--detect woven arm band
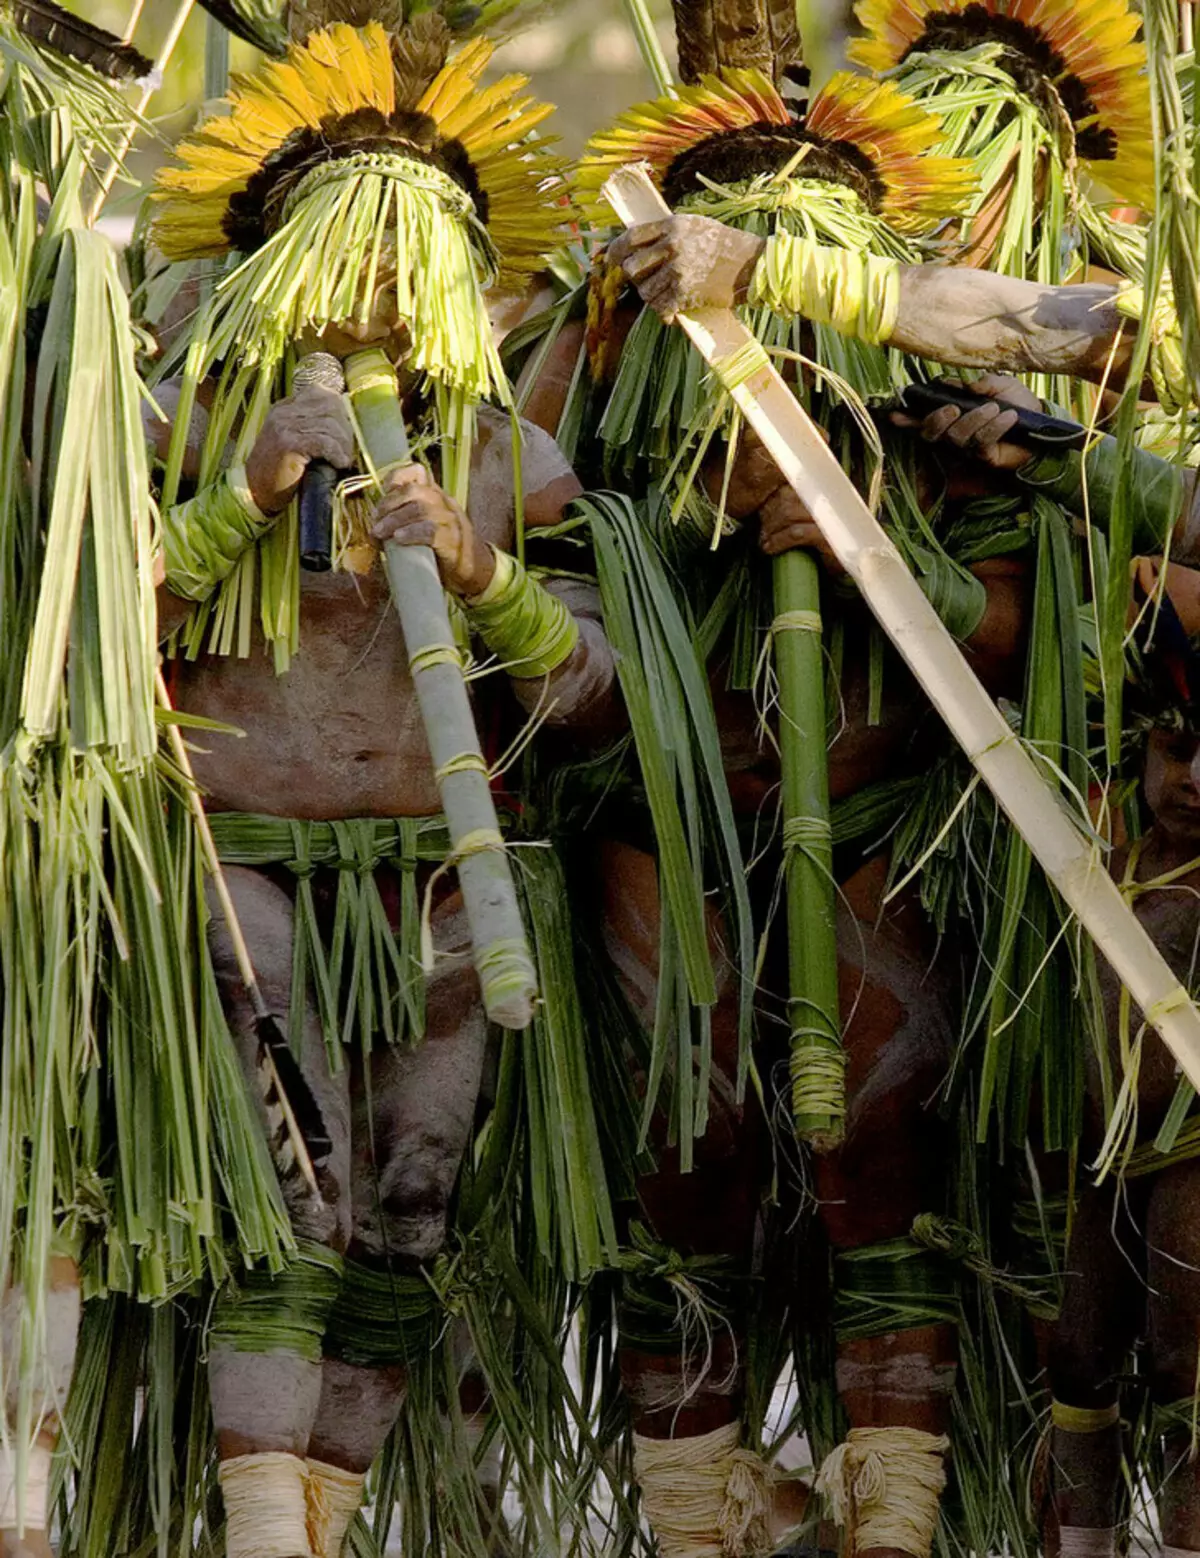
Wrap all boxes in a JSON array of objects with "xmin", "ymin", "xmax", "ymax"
[
  {"xmin": 161, "ymin": 464, "xmax": 274, "ymax": 602},
  {"xmin": 909, "ymin": 546, "xmax": 987, "ymax": 642},
  {"xmin": 1115, "ymin": 283, "xmax": 1188, "ymax": 414},
  {"xmin": 748, "ymin": 231, "xmax": 900, "ymax": 345},
  {"xmin": 465, "ymin": 547, "xmax": 580, "ymax": 677},
  {"xmin": 1016, "ymin": 435, "xmax": 1184, "ymax": 553}
]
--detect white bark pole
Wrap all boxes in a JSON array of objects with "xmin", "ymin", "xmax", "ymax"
[
  {"xmin": 602, "ymin": 164, "xmax": 1200, "ymax": 1091},
  {"xmin": 345, "ymin": 349, "xmax": 537, "ymax": 1029}
]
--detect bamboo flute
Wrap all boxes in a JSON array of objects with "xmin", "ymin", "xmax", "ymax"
[
  {"xmin": 344, "ymin": 347, "xmax": 537, "ymax": 1029},
  {"xmin": 603, "ymin": 164, "xmax": 1200, "ymax": 1094}
]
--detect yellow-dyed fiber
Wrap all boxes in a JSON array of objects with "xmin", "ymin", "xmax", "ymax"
[
  {"xmin": 305, "ymin": 1459, "xmax": 365, "ymax": 1558},
  {"xmin": 816, "ymin": 1428, "xmax": 948, "ymax": 1558},
  {"xmin": 1051, "ymin": 1400, "xmax": 1120, "ymax": 1433},
  {"xmin": 633, "ymin": 1424, "xmax": 775, "ymax": 1558},
  {"xmin": 218, "ymin": 1452, "xmax": 311, "ymax": 1558}
]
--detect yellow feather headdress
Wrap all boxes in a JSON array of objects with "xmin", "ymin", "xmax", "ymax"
[
  {"xmin": 575, "ymin": 68, "xmax": 975, "ymax": 235},
  {"xmin": 154, "ymin": 22, "xmax": 564, "ymax": 286},
  {"xmin": 151, "ymin": 22, "xmax": 568, "ymax": 402},
  {"xmin": 849, "ymin": 0, "xmax": 1152, "ymax": 202}
]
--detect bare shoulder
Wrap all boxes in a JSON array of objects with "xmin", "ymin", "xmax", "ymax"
[{"xmin": 472, "ymin": 406, "xmax": 582, "ymax": 533}]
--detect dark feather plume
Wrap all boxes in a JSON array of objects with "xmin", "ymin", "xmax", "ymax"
[
  {"xmin": 288, "ymin": 0, "xmax": 404, "ymax": 33},
  {"xmin": 6, "ymin": 0, "xmax": 152, "ymax": 79},
  {"xmin": 195, "ymin": 0, "xmax": 288, "ymax": 55}
]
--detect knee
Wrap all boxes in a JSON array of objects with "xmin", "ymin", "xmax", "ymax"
[
  {"xmin": 206, "ymin": 867, "xmax": 296, "ymax": 1002},
  {"xmin": 286, "ymin": 1168, "xmax": 351, "ymax": 1252},
  {"xmin": 366, "ymin": 1136, "xmax": 467, "ymax": 1261}
]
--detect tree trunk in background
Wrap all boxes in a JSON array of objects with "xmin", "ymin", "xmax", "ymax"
[{"xmin": 670, "ymin": 0, "xmax": 802, "ymax": 83}]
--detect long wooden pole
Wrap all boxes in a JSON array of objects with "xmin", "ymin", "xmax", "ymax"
[
  {"xmin": 603, "ymin": 164, "xmax": 1200, "ymax": 1092},
  {"xmin": 344, "ymin": 348, "xmax": 537, "ymax": 1030},
  {"xmin": 89, "ymin": 0, "xmax": 196, "ymax": 224}
]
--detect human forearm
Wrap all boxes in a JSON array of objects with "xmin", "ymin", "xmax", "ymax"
[
  {"xmin": 614, "ymin": 219, "xmax": 1142, "ymax": 393},
  {"xmin": 886, "ymin": 268, "xmax": 1134, "ymax": 386},
  {"xmin": 749, "ymin": 231, "xmax": 1135, "ymax": 385}
]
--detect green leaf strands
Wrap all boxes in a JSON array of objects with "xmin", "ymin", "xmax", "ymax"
[
  {"xmin": 580, "ymin": 491, "xmax": 755, "ymax": 1164},
  {"xmin": 0, "ymin": 175, "xmax": 292, "ymax": 1474},
  {"xmin": 618, "ymin": 0, "xmax": 674, "ymax": 96},
  {"xmin": 514, "ymin": 848, "xmax": 618, "ymax": 1281},
  {"xmin": 604, "ymin": 164, "xmax": 1200, "ymax": 1166}
]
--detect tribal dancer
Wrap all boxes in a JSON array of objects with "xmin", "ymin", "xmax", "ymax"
[
  {"xmin": 146, "ymin": 14, "xmax": 619, "ymax": 1558},
  {"xmin": 601, "ymin": 1, "xmax": 1170, "ymax": 1541},
  {"xmin": 891, "ymin": 379, "xmax": 1200, "ymax": 1558},
  {"xmin": 534, "ymin": 48, "xmax": 1053, "ymax": 1558},
  {"xmin": 846, "ymin": 0, "xmax": 1150, "ymax": 280},
  {"xmin": 0, "ymin": 8, "xmax": 298, "ymax": 1558}
]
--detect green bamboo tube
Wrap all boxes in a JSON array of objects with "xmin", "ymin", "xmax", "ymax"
[
  {"xmin": 774, "ymin": 547, "xmax": 844, "ymax": 1149},
  {"xmin": 344, "ymin": 348, "xmax": 537, "ymax": 1029}
]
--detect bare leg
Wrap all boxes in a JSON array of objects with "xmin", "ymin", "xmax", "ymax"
[
  {"xmin": 308, "ymin": 893, "xmax": 487, "ymax": 1552},
  {"xmin": 205, "ymin": 868, "xmax": 352, "ymax": 1557},
  {"xmin": 1147, "ymin": 1159, "xmax": 1200, "ymax": 1551},
  {"xmin": 1044, "ymin": 1178, "xmax": 1145, "ymax": 1551},
  {"xmin": 0, "ymin": 1258, "xmax": 81, "ymax": 1558},
  {"xmin": 814, "ymin": 858, "xmax": 955, "ymax": 1558},
  {"xmin": 598, "ymin": 842, "xmax": 798, "ymax": 1556},
  {"xmin": 600, "ymin": 841, "xmax": 762, "ymax": 1438}
]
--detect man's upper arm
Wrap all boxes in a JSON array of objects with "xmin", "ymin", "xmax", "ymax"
[{"xmin": 517, "ymin": 417, "xmax": 583, "ymax": 527}]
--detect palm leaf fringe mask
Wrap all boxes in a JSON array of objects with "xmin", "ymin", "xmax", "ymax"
[
  {"xmin": 153, "ymin": 21, "xmax": 566, "ymax": 394},
  {"xmin": 849, "ymin": 0, "xmax": 1153, "ymax": 224}
]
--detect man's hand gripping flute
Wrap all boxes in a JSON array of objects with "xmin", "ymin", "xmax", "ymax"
[
  {"xmin": 344, "ymin": 348, "xmax": 537, "ymax": 1029},
  {"xmin": 602, "ymin": 165, "xmax": 1200, "ymax": 1100}
]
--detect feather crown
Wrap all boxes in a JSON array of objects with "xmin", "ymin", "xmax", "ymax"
[
  {"xmin": 152, "ymin": 20, "xmax": 566, "ymax": 286},
  {"xmin": 576, "ymin": 68, "xmax": 975, "ymax": 235},
  {"xmin": 849, "ymin": 0, "xmax": 1152, "ymax": 200}
]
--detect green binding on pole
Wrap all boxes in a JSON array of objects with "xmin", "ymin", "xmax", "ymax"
[{"xmin": 344, "ymin": 347, "xmax": 537, "ymax": 1030}]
